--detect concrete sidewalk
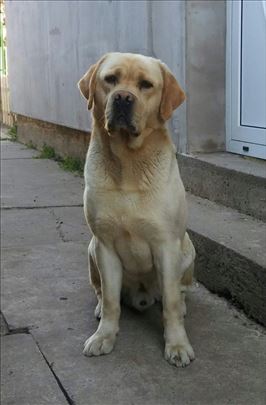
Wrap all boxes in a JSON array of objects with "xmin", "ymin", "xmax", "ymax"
[{"xmin": 1, "ymin": 140, "xmax": 266, "ymax": 405}]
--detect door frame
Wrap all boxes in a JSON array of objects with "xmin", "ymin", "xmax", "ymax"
[{"xmin": 226, "ymin": 0, "xmax": 266, "ymax": 160}]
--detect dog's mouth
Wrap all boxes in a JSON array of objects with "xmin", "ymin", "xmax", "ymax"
[{"xmin": 106, "ymin": 114, "xmax": 139, "ymax": 137}]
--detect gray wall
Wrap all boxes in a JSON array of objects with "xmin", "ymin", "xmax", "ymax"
[
  {"xmin": 6, "ymin": 1, "xmax": 151, "ymax": 132},
  {"xmin": 186, "ymin": 1, "xmax": 226, "ymax": 152},
  {"xmin": 6, "ymin": 0, "xmax": 226, "ymax": 153},
  {"xmin": 151, "ymin": 1, "xmax": 186, "ymax": 151}
]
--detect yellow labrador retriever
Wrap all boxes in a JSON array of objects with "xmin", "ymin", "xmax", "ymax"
[{"xmin": 78, "ymin": 53, "xmax": 195, "ymax": 367}]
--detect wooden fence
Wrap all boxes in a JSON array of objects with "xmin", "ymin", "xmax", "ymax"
[{"xmin": 1, "ymin": 74, "xmax": 14, "ymax": 127}]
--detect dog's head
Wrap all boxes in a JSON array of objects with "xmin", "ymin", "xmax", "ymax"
[{"xmin": 78, "ymin": 53, "xmax": 185, "ymax": 145}]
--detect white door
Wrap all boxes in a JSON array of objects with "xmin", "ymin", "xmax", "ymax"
[{"xmin": 227, "ymin": 0, "xmax": 266, "ymax": 159}]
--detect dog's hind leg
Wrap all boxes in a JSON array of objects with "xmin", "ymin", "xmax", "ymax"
[
  {"xmin": 180, "ymin": 233, "xmax": 195, "ymax": 317},
  {"xmin": 180, "ymin": 262, "xmax": 194, "ymax": 317},
  {"xmin": 88, "ymin": 237, "xmax": 102, "ymax": 320}
]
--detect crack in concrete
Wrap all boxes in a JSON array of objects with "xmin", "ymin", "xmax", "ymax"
[
  {"xmin": 31, "ymin": 335, "xmax": 76, "ymax": 405},
  {"xmin": 51, "ymin": 209, "xmax": 68, "ymax": 243},
  {"xmin": 2, "ymin": 204, "xmax": 83, "ymax": 211},
  {"xmin": 1, "ymin": 157, "xmax": 39, "ymax": 160},
  {"xmin": 1, "ymin": 313, "xmax": 75, "ymax": 405},
  {"xmin": 56, "ymin": 221, "xmax": 68, "ymax": 242},
  {"xmin": 1, "ymin": 312, "xmax": 30, "ymax": 336},
  {"xmin": 0, "ymin": 311, "xmax": 10, "ymax": 335},
  {"xmin": 7, "ymin": 327, "xmax": 30, "ymax": 335}
]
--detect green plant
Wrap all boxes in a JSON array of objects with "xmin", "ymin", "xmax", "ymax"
[
  {"xmin": 59, "ymin": 156, "xmax": 84, "ymax": 175},
  {"xmin": 37, "ymin": 143, "xmax": 84, "ymax": 176},
  {"xmin": 39, "ymin": 144, "xmax": 56, "ymax": 159},
  {"xmin": 26, "ymin": 140, "xmax": 37, "ymax": 150},
  {"xmin": 8, "ymin": 125, "xmax": 17, "ymax": 141}
]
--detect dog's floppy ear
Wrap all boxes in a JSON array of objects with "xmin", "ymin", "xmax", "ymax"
[
  {"xmin": 159, "ymin": 63, "xmax": 186, "ymax": 121},
  {"xmin": 78, "ymin": 55, "xmax": 107, "ymax": 110}
]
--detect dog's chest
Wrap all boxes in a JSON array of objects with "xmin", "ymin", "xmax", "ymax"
[
  {"xmin": 84, "ymin": 187, "xmax": 165, "ymax": 273},
  {"xmin": 84, "ymin": 143, "xmax": 183, "ymax": 273},
  {"xmin": 85, "ymin": 186, "xmax": 162, "ymax": 238}
]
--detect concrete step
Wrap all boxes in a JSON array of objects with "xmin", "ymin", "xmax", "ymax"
[
  {"xmin": 178, "ymin": 152, "xmax": 266, "ymax": 221},
  {"xmin": 187, "ymin": 193, "xmax": 266, "ymax": 326}
]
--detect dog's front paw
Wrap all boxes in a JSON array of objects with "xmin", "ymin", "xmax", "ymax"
[
  {"xmin": 83, "ymin": 332, "xmax": 116, "ymax": 357},
  {"xmin": 164, "ymin": 341, "xmax": 195, "ymax": 368}
]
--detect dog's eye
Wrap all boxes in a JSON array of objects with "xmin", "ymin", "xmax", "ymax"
[
  {"xmin": 104, "ymin": 75, "xmax": 117, "ymax": 85},
  {"xmin": 139, "ymin": 80, "xmax": 153, "ymax": 90}
]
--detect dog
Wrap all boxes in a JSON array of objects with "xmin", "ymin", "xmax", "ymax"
[{"xmin": 78, "ymin": 53, "xmax": 196, "ymax": 367}]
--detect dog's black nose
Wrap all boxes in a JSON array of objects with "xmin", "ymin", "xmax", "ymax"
[{"xmin": 113, "ymin": 91, "xmax": 135, "ymax": 108}]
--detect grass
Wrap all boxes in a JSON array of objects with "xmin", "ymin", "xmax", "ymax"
[
  {"xmin": 6, "ymin": 132, "xmax": 84, "ymax": 176},
  {"xmin": 8, "ymin": 125, "xmax": 17, "ymax": 141},
  {"xmin": 26, "ymin": 140, "xmax": 37, "ymax": 150},
  {"xmin": 37, "ymin": 144, "xmax": 84, "ymax": 176},
  {"xmin": 26, "ymin": 141, "xmax": 37, "ymax": 149},
  {"xmin": 59, "ymin": 156, "xmax": 84, "ymax": 174},
  {"xmin": 39, "ymin": 144, "xmax": 56, "ymax": 159}
]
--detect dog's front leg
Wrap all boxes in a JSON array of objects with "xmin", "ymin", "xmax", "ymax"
[
  {"xmin": 155, "ymin": 239, "xmax": 195, "ymax": 367},
  {"xmin": 83, "ymin": 241, "xmax": 122, "ymax": 357}
]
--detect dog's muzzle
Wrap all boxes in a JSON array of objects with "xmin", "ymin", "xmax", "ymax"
[{"xmin": 107, "ymin": 90, "xmax": 138, "ymax": 136}]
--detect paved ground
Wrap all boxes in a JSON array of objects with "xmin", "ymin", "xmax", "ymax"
[{"xmin": 1, "ymin": 140, "xmax": 266, "ymax": 405}]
